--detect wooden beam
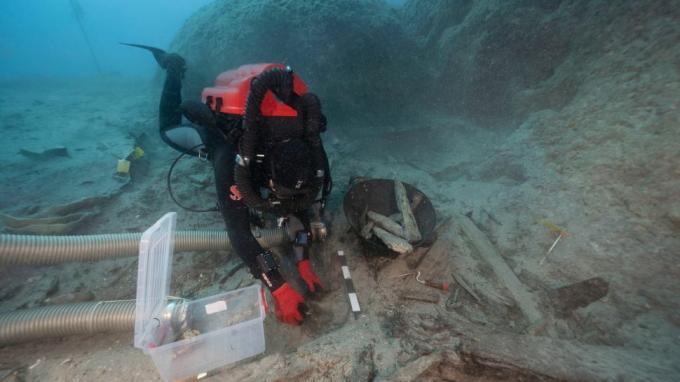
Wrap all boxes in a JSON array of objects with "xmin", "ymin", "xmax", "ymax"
[{"xmin": 455, "ymin": 214, "xmax": 545, "ymax": 327}]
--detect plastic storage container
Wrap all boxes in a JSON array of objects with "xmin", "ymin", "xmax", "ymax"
[{"xmin": 134, "ymin": 212, "xmax": 266, "ymax": 381}]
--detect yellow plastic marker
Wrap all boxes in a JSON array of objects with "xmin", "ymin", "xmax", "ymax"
[
  {"xmin": 132, "ymin": 146, "xmax": 145, "ymax": 159},
  {"xmin": 538, "ymin": 219, "xmax": 567, "ymax": 235},
  {"xmin": 117, "ymin": 159, "xmax": 131, "ymax": 174}
]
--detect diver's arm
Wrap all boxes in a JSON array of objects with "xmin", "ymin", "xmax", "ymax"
[
  {"xmin": 221, "ymin": 203, "xmax": 286, "ymax": 290},
  {"xmin": 213, "ymin": 143, "xmax": 286, "ymax": 291},
  {"xmin": 307, "ymin": 141, "xmax": 331, "ymax": 241},
  {"xmin": 320, "ymin": 141, "xmax": 332, "ymax": 211},
  {"xmin": 220, "ymin": 137, "xmax": 310, "ymax": 322}
]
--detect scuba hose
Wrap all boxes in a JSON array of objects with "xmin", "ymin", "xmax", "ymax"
[
  {"xmin": 167, "ymin": 143, "xmax": 218, "ymax": 213},
  {"xmin": 166, "ymin": 101, "xmax": 243, "ymax": 213},
  {"xmin": 239, "ymin": 68, "xmax": 293, "ymax": 166},
  {"xmin": 235, "ymin": 68, "xmax": 326, "ymax": 213},
  {"xmin": 235, "ymin": 68, "xmax": 288, "ymax": 211}
]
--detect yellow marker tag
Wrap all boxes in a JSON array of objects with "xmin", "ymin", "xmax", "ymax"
[
  {"xmin": 132, "ymin": 146, "xmax": 145, "ymax": 159},
  {"xmin": 117, "ymin": 159, "xmax": 131, "ymax": 174},
  {"xmin": 539, "ymin": 219, "xmax": 567, "ymax": 235}
]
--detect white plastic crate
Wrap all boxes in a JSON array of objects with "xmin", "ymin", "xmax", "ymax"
[{"xmin": 134, "ymin": 212, "xmax": 266, "ymax": 381}]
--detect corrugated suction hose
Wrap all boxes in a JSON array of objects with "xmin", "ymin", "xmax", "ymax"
[
  {"xmin": 0, "ymin": 300, "xmax": 135, "ymax": 345},
  {"xmin": 0, "ymin": 228, "xmax": 289, "ymax": 345},
  {"xmin": 0, "ymin": 228, "xmax": 288, "ymax": 266}
]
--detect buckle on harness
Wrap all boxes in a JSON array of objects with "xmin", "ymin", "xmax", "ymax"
[{"xmin": 198, "ymin": 148, "xmax": 208, "ymax": 161}]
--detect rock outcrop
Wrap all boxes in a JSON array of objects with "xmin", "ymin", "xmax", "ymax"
[
  {"xmin": 173, "ymin": 1, "xmax": 679, "ymax": 126},
  {"xmin": 172, "ymin": 0, "xmax": 424, "ymax": 124},
  {"xmin": 403, "ymin": 0, "xmax": 680, "ymax": 232},
  {"xmin": 402, "ymin": 0, "xmax": 679, "ymax": 123}
]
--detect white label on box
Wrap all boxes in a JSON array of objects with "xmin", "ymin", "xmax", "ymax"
[{"xmin": 204, "ymin": 300, "xmax": 227, "ymax": 315}]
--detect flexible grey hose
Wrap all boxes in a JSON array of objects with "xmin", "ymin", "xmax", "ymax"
[
  {"xmin": 0, "ymin": 228, "xmax": 288, "ymax": 266},
  {"xmin": 0, "ymin": 300, "xmax": 135, "ymax": 345}
]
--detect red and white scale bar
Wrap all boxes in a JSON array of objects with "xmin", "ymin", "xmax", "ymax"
[{"xmin": 337, "ymin": 250, "xmax": 361, "ymax": 318}]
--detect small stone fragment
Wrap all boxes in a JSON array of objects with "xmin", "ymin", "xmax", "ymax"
[{"xmin": 549, "ymin": 277, "xmax": 609, "ymax": 318}]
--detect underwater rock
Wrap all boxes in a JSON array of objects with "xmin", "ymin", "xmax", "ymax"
[
  {"xmin": 172, "ymin": 0, "xmax": 424, "ymax": 123},
  {"xmin": 173, "ymin": 0, "xmax": 677, "ymax": 126},
  {"xmin": 548, "ymin": 277, "xmax": 609, "ymax": 318},
  {"xmin": 18, "ymin": 147, "xmax": 70, "ymax": 161},
  {"xmin": 402, "ymin": 0, "xmax": 571, "ymax": 121},
  {"xmin": 400, "ymin": 1, "xmax": 680, "ymax": 126}
]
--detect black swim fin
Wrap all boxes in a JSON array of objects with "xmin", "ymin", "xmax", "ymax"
[{"xmin": 120, "ymin": 42, "xmax": 169, "ymax": 68}]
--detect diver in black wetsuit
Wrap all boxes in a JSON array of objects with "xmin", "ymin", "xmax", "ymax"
[{"xmin": 129, "ymin": 44, "xmax": 331, "ymax": 325}]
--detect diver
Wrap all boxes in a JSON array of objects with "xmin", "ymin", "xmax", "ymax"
[{"xmin": 126, "ymin": 43, "xmax": 332, "ymax": 326}]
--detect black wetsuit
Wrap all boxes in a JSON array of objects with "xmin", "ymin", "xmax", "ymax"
[{"xmin": 158, "ymin": 67, "xmax": 327, "ymax": 291}]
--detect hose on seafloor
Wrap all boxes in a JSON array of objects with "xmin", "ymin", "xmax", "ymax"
[
  {"xmin": 0, "ymin": 228, "xmax": 288, "ymax": 266},
  {"xmin": 0, "ymin": 228, "xmax": 289, "ymax": 345},
  {"xmin": 0, "ymin": 300, "xmax": 136, "ymax": 345}
]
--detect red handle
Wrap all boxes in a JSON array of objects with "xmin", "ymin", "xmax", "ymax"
[{"xmin": 425, "ymin": 280, "xmax": 449, "ymax": 291}]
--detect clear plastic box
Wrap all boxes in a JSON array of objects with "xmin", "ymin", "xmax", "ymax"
[{"xmin": 134, "ymin": 212, "xmax": 266, "ymax": 381}]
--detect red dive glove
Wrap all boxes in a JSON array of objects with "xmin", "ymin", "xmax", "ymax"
[
  {"xmin": 271, "ymin": 283, "xmax": 306, "ymax": 325},
  {"xmin": 297, "ymin": 259, "xmax": 323, "ymax": 293}
]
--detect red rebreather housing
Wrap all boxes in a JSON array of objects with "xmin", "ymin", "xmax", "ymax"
[{"xmin": 201, "ymin": 63, "xmax": 308, "ymax": 117}]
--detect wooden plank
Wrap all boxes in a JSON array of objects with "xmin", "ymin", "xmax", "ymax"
[
  {"xmin": 455, "ymin": 214, "xmax": 544, "ymax": 326},
  {"xmin": 373, "ymin": 227, "xmax": 413, "ymax": 254},
  {"xmin": 367, "ymin": 211, "xmax": 404, "ymax": 238},
  {"xmin": 395, "ymin": 180, "xmax": 421, "ymax": 242},
  {"xmin": 406, "ymin": 314, "xmax": 677, "ymax": 382}
]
